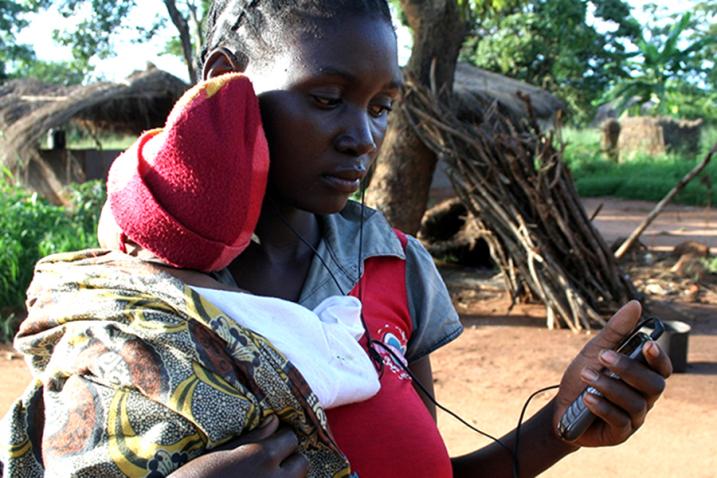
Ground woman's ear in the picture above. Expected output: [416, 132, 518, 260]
[202, 47, 247, 80]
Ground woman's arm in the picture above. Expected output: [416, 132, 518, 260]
[409, 355, 437, 421]
[416, 301, 671, 478]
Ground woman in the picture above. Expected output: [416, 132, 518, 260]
[1, 1, 672, 477]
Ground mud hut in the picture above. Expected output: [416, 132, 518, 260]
[0, 67, 188, 203]
[613, 116, 703, 161]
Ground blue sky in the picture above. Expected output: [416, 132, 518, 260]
[17, 0, 690, 84]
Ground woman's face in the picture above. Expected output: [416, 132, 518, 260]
[246, 16, 401, 215]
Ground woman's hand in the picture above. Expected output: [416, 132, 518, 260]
[554, 300, 673, 448]
[169, 415, 308, 478]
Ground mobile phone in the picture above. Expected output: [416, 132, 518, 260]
[557, 317, 665, 441]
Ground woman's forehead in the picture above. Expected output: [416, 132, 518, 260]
[249, 17, 401, 92]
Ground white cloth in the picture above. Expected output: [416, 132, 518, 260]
[190, 287, 380, 409]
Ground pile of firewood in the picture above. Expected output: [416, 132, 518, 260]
[403, 77, 637, 330]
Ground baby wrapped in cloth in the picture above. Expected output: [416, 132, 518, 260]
[0, 74, 377, 478]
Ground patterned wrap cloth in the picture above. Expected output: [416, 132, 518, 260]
[0, 249, 352, 478]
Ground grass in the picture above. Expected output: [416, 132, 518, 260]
[64, 133, 135, 150]
[0, 177, 105, 342]
[704, 257, 717, 274]
[45, 127, 135, 150]
[561, 125, 717, 207]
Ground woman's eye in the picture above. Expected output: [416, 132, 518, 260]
[312, 95, 341, 108]
[369, 103, 393, 118]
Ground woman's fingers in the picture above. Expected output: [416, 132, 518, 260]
[559, 301, 673, 448]
[598, 346, 668, 406]
[280, 450, 310, 476]
[580, 368, 647, 429]
[215, 425, 306, 477]
[587, 300, 642, 352]
[582, 393, 631, 436]
[642, 341, 673, 379]
[185, 416, 307, 477]
[579, 340, 671, 432]
[251, 426, 302, 465]
[213, 415, 280, 451]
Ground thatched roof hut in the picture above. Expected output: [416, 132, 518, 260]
[0, 67, 188, 171]
[0, 67, 188, 203]
[2, 63, 562, 203]
[452, 62, 565, 130]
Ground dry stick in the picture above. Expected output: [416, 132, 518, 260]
[614, 143, 717, 260]
[589, 202, 604, 222]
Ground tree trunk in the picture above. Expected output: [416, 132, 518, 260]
[365, 0, 467, 234]
[163, 0, 198, 83]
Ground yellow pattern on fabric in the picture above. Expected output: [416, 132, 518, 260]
[108, 389, 205, 477]
[193, 361, 250, 399]
[169, 374, 200, 422]
[5, 439, 31, 459]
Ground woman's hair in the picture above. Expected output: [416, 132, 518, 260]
[202, 0, 392, 72]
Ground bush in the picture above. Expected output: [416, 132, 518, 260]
[0, 178, 105, 341]
[562, 126, 717, 207]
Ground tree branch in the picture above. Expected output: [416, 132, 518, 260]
[163, 0, 197, 83]
[614, 142, 717, 260]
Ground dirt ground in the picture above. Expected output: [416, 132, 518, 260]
[582, 197, 717, 252]
[434, 268, 716, 478]
[1, 198, 716, 477]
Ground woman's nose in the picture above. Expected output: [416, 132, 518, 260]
[334, 111, 377, 157]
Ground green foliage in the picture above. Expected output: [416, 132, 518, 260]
[0, 178, 105, 339]
[53, 0, 136, 65]
[8, 58, 87, 85]
[50, 0, 208, 82]
[562, 126, 717, 206]
[703, 256, 717, 274]
[462, 0, 641, 123]
[0, 312, 21, 344]
[597, 12, 717, 118]
[58, 127, 135, 150]
[0, 0, 51, 79]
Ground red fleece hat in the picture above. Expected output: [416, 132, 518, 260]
[107, 73, 269, 272]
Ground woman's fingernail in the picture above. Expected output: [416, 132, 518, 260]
[584, 393, 598, 406]
[581, 368, 599, 383]
[647, 341, 660, 358]
[600, 349, 618, 365]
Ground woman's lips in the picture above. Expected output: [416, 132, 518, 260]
[321, 173, 362, 193]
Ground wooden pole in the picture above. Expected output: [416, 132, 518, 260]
[614, 143, 717, 260]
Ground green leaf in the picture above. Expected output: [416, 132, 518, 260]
[663, 12, 692, 59]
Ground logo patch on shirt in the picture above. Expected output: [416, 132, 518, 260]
[373, 324, 411, 380]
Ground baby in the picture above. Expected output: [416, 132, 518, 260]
[100, 73, 379, 409]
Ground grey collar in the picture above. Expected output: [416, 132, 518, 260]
[298, 200, 405, 305]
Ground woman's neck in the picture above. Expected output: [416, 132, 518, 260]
[228, 196, 321, 301]
[253, 198, 320, 261]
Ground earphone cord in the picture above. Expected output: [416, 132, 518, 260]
[357, 185, 386, 376]
[273, 205, 347, 297]
[275, 193, 560, 478]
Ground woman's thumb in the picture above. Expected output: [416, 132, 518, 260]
[211, 415, 280, 451]
[237, 415, 280, 444]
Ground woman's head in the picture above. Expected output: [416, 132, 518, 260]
[202, 0, 401, 215]
[202, 1, 392, 73]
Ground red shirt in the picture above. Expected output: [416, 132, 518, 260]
[326, 234, 453, 478]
